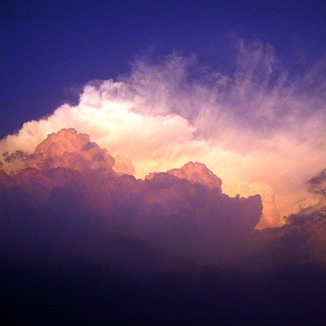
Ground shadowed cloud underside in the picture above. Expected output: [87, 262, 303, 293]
[1, 128, 325, 274]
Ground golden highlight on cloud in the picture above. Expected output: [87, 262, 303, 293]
[1, 121, 325, 326]
[1, 128, 325, 272]
[0, 40, 325, 229]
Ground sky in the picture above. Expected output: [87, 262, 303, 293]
[1, 0, 326, 137]
[1, 1, 326, 324]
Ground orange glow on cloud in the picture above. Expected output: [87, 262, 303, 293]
[0, 127, 325, 271]
[0, 41, 325, 228]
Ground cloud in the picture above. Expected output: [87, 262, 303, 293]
[146, 161, 222, 192]
[255, 207, 326, 269]
[0, 39, 325, 228]
[239, 182, 281, 229]
[0, 129, 263, 269]
[26, 128, 115, 174]
[1, 129, 325, 273]
[307, 169, 326, 196]
[1, 128, 325, 325]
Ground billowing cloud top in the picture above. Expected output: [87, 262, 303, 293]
[0, 129, 259, 266]
[1, 126, 325, 326]
[0, 41, 325, 279]
[1, 128, 325, 274]
[26, 128, 115, 174]
[1, 41, 325, 230]
[146, 161, 222, 193]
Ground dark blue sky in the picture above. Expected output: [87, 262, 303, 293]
[1, 0, 325, 138]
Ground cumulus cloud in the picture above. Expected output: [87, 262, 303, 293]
[146, 161, 222, 192]
[0, 129, 263, 268]
[1, 128, 325, 325]
[0, 39, 325, 228]
[26, 128, 115, 174]
[254, 208, 326, 270]
[239, 182, 281, 229]
[1, 129, 325, 273]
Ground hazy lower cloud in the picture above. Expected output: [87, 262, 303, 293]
[0, 129, 260, 269]
[1, 128, 325, 274]
[0, 39, 325, 229]
[1, 127, 325, 325]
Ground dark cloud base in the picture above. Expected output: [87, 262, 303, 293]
[2, 259, 325, 325]
[1, 129, 325, 324]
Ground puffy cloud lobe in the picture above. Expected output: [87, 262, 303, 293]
[239, 182, 282, 229]
[26, 128, 115, 174]
[112, 154, 136, 176]
[146, 161, 222, 192]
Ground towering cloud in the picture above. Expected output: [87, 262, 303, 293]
[1, 128, 325, 271]
[0, 39, 325, 228]
[0, 129, 262, 267]
[1, 129, 325, 325]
